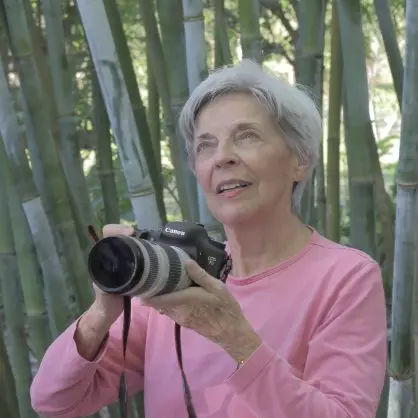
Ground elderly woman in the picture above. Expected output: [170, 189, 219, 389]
[30, 60, 387, 418]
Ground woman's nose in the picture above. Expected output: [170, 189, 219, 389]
[214, 143, 239, 168]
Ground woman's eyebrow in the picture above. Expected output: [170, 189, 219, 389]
[196, 132, 217, 141]
[196, 122, 261, 141]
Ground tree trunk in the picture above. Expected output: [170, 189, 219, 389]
[337, 0, 378, 257]
[213, 0, 232, 66]
[0, 331, 20, 418]
[0, 140, 52, 361]
[325, 1, 342, 243]
[0, 157, 36, 418]
[4, 0, 94, 313]
[139, 0, 189, 216]
[76, 0, 165, 228]
[156, 0, 200, 221]
[0, 54, 73, 335]
[296, 0, 327, 228]
[390, 1, 418, 416]
[40, 0, 98, 241]
[182, 0, 223, 239]
[373, 0, 404, 110]
[92, 68, 120, 225]
[238, 0, 262, 63]
[146, 46, 161, 173]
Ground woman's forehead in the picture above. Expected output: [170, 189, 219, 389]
[194, 95, 271, 132]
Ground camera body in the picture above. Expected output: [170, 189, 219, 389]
[135, 221, 227, 278]
[88, 221, 229, 297]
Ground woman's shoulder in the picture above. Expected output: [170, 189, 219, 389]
[305, 231, 382, 294]
[309, 230, 377, 268]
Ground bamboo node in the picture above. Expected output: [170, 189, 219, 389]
[130, 188, 154, 198]
[397, 182, 418, 188]
[388, 366, 414, 380]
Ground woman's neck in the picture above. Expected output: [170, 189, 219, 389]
[224, 213, 312, 278]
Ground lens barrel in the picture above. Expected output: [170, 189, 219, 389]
[88, 235, 191, 297]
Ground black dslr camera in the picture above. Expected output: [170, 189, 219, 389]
[88, 221, 229, 298]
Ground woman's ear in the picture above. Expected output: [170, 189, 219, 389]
[293, 156, 310, 183]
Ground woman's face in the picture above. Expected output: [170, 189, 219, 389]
[193, 92, 307, 226]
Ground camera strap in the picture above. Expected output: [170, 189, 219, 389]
[119, 296, 131, 418]
[175, 322, 197, 417]
[118, 256, 233, 418]
[174, 256, 233, 418]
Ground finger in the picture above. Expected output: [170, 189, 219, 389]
[102, 224, 134, 237]
[185, 259, 224, 292]
[141, 287, 202, 309]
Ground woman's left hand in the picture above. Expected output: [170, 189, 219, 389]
[141, 260, 262, 362]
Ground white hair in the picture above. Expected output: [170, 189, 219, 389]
[178, 59, 322, 213]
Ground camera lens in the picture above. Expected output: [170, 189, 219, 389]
[88, 235, 192, 297]
[88, 236, 141, 293]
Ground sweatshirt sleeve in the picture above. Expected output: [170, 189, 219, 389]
[225, 261, 387, 418]
[30, 298, 150, 418]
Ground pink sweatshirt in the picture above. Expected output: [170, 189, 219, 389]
[30, 231, 387, 418]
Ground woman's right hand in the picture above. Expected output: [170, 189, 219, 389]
[90, 223, 135, 327]
[75, 223, 134, 361]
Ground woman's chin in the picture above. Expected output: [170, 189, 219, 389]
[211, 205, 259, 227]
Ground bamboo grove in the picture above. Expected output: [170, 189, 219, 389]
[0, 0, 415, 417]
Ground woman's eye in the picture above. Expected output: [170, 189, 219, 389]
[195, 141, 213, 153]
[237, 131, 260, 141]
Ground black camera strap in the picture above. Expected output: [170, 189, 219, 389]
[175, 322, 197, 417]
[118, 257, 232, 418]
[119, 296, 131, 418]
[173, 257, 232, 418]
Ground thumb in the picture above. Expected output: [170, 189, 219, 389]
[185, 259, 222, 292]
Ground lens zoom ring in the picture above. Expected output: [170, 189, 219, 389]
[138, 240, 159, 294]
[156, 244, 183, 295]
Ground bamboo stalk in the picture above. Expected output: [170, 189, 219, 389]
[391, 1, 418, 416]
[296, 0, 327, 227]
[0, 331, 20, 418]
[151, 0, 199, 221]
[76, 0, 165, 228]
[373, 0, 404, 110]
[338, 0, 395, 279]
[0, 149, 36, 418]
[0, 53, 73, 335]
[337, 0, 377, 256]
[92, 69, 121, 225]
[182, 0, 223, 239]
[0, 140, 52, 361]
[5, 0, 97, 313]
[325, 1, 342, 243]
[40, 0, 98, 237]
[213, 0, 232, 66]
[238, 0, 262, 63]
[146, 46, 161, 174]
